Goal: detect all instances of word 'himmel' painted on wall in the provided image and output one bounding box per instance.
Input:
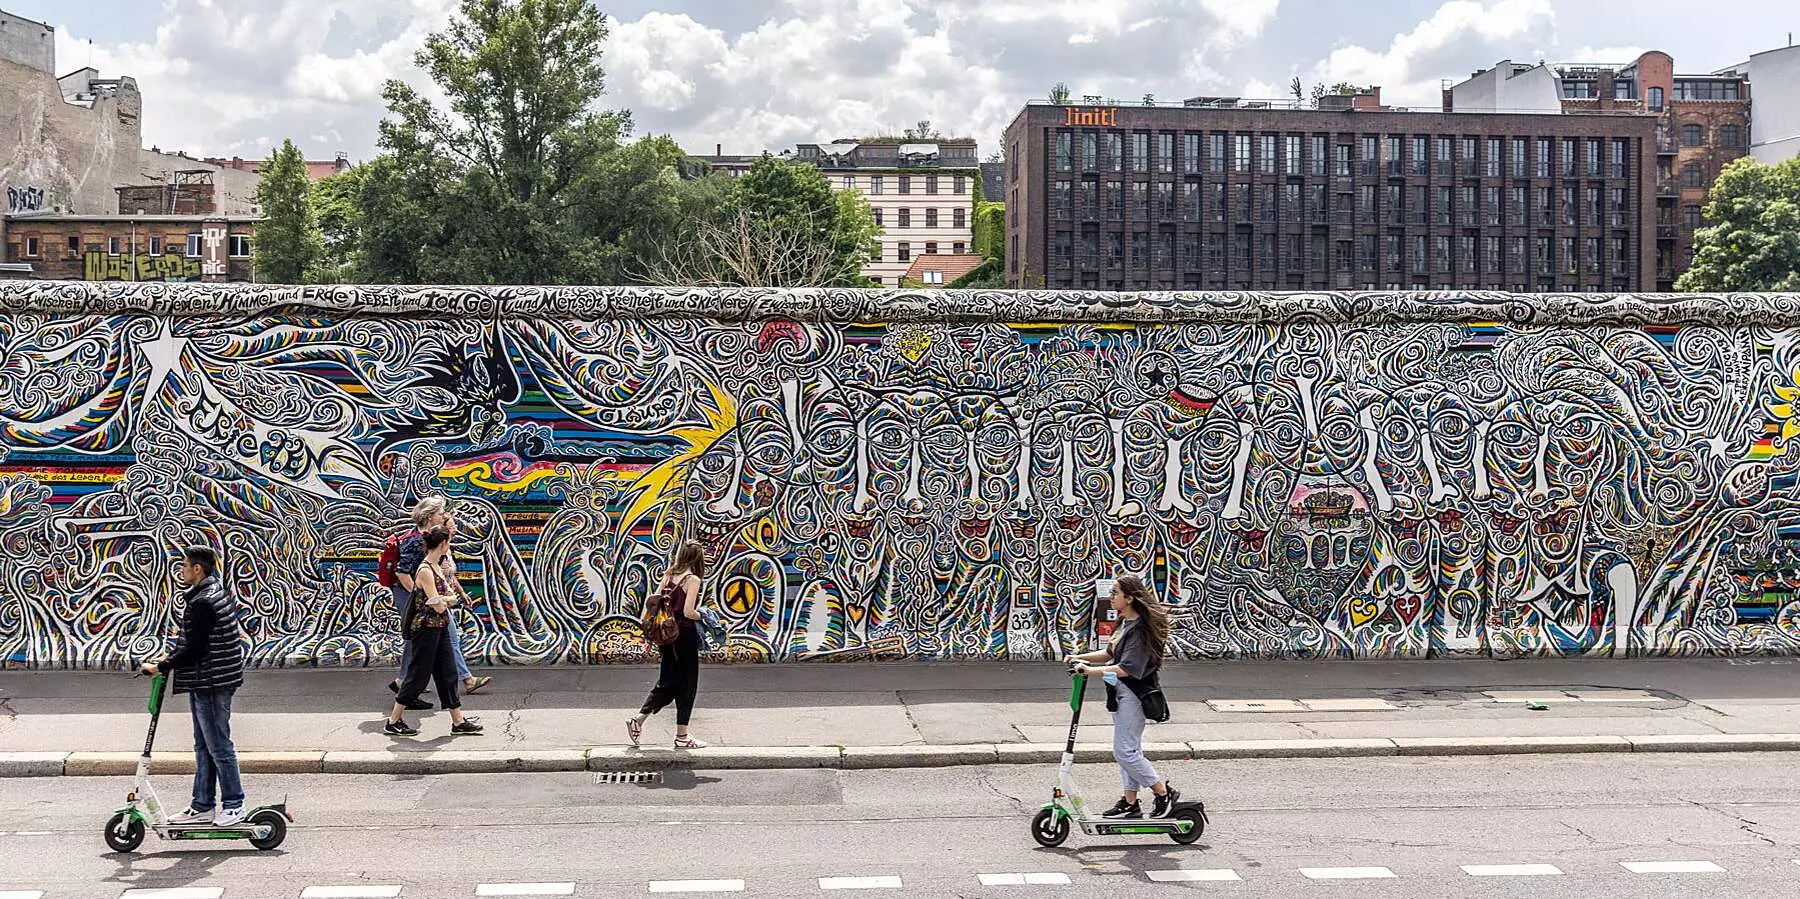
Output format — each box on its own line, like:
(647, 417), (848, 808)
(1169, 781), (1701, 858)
(4, 283), (1800, 668)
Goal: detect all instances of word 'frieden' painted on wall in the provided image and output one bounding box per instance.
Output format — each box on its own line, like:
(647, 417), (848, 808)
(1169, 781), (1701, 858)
(3, 283), (1800, 668)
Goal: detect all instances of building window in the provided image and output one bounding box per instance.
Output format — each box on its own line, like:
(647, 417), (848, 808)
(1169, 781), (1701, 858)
(897, 242), (911, 262)
(22, 236), (38, 258)
(1385, 136), (1402, 175)
(924, 175), (938, 195)
(1684, 205), (1702, 229)
(953, 241), (965, 254)
(898, 208), (911, 228)
(149, 236), (162, 255)
(1675, 79), (1742, 101)
(1107, 133), (1124, 172)
(842, 176), (856, 190)
(1183, 133), (1201, 174)
(1234, 134), (1251, 173)
(1157, 183), (1176, 220)
(1610, 188), (1627, 226)
(1612, 236), (1628, 269)
(108, 236), (123, 255)
(1587, 187), (1602, 225)
(1613, 80), (1636, 100)
(1562, 80), (1594, 99)
(1484, 236), (1501, 274)
(1311, 135), (1326, 175)
(953, 207), (966, 228)
(1210, 183), (1226, 222)
(1649, 86), (1664, 111)
(1336, 143), (1351, 176)
(229, 235), (250, 257)
(1719, 125), (1742, 148)
(1412, 136), (1428, 176)
(186, 234), (203, 257)
(1130, 133), (1149, 172)
(1511, 138), (1527, 177)
(1561, 138), (1576, 177)
(1434, 236), (1451, 273)
(1107, 233), (1124, 267)
(870, 175), (884, 195)
(922, 270), (943, 285)
(925, 241), (937, 255)
(1682, 162), (1704, 188)
(1209, 134), (1226, 172)
(1612, 140), (1629, 178)
(1106, 183), (1125, 220)
(1081, 134), (1098, 171)
(1285, 135), (1301, 175)
(1535, 138), (1550, 178)
(1561, 182), (1577, 225)
(1260, 134), (1276, 173)
(1585, 237), (1600, 274)
(953, 175), (966, 194)
(1682, 124), (1705, 147)
(67, 235), (80, 259)
(1130, 233), (1148, 266)
(899, 176), (912, 195)
(925, 208), (938, 228)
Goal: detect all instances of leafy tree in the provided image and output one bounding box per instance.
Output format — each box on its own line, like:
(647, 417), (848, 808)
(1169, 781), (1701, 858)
(1290, 76), (1303, 102)
(376, 0), (627, 283)
(1142, 93), (1156, 106)
(641, 156), (879, 287)
(309, 165), (366, 283)
(253, 139), (321, 284)
(1678, 156), (1800, 292)
(1049, 82), (1072, 104)
(903, 120), (939, 140)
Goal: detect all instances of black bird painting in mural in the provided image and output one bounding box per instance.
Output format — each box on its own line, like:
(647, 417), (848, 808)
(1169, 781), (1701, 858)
(371, 324), (522, 459)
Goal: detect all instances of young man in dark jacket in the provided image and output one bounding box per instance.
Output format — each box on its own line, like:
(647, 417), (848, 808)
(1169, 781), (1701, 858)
(139, 546), (248, 826)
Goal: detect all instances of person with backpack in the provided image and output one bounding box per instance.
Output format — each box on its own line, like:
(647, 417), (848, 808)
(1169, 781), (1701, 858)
(626, 543), (709, 749)
(386, 525), (483, 736)
(138, 546), (250, 826)
(379, 498), (490, 704)
(1065, 575), (1180, 820)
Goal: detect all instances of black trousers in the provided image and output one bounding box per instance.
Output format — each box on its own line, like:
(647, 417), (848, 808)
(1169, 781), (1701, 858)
(397, 626), (461, 711)
(640, 626), (700, 726)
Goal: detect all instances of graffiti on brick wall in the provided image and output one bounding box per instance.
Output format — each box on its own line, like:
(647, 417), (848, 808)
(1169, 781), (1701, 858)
(3, 284), (1800, 668)
(82, 251), (202, 282)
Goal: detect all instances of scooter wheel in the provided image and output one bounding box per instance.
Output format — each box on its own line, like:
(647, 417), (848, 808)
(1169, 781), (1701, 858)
(1031, 808), (1070, 848)
(1169, 806), (1205, 845)
(248, 809), (288, 851)
(104, 812), (144, 853)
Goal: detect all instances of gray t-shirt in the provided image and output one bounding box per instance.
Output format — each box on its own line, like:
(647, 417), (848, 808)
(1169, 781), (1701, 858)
(1109, 617), (1156, 680)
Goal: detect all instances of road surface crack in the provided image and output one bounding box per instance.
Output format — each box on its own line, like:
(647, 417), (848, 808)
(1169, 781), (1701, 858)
(1689, 800), (1779, 847)
(498, 690), (533, 746)
(976, 768), (1029, 815)
(894, 690), (925, 744)
(1556, 818), (1608, 847)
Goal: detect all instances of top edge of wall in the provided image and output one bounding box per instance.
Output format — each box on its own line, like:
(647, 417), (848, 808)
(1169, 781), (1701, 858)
(2, 284), (1795, 327)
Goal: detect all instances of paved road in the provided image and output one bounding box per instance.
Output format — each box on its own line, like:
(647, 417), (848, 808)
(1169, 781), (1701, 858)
(5, 753), (1800, 897)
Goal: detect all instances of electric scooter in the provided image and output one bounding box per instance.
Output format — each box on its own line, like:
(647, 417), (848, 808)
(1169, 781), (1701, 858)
(103, 672), (291, 853)
(1031, 668), (1208, 847)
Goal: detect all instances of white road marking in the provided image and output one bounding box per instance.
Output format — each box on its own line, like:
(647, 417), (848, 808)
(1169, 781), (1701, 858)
(120, 890), (225, 899)
(300, 888), (404, 899)
(1567, 690), (1661, 702)
(476, 885), (575, 897)
(1462, 864), (1564, 876)
(977, 873), (1072, 886)
(1296, 698), (1398, 711)
(1147, 869), (1242, 882)
(819, 876), (904, 889)
(1300, 867), (1398, 880)
(10, 832), (50, 837)
(1481, 691), (1578, 703)
(1620, 861), (1724, 874)
(647, 881), (745, 894)
(0, 891), (45, 899)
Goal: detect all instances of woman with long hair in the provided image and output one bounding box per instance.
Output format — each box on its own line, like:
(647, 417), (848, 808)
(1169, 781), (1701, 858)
(1065, 575), (1178, 819)
(385, 525), (482, 737)
(627, 542), (709, 749)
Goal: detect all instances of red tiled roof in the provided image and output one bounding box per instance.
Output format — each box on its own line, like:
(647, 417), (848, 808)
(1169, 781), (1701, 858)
(902, 253), (986, 285)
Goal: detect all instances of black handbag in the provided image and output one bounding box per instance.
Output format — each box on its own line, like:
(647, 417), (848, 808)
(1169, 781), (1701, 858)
(1135, 682), (1171, 723)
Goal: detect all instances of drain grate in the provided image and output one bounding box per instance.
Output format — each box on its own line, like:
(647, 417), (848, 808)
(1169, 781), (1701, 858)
(593, 770), (661, 785)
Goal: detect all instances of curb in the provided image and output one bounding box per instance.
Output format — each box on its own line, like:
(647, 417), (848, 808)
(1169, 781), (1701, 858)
(8, 733), (1800, 777)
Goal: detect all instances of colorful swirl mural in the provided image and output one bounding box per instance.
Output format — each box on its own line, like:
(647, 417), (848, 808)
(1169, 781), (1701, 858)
(3, 283), (1800, 667)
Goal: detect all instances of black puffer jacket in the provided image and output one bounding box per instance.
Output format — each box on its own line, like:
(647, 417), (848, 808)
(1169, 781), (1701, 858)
(159, 575), (246, 694)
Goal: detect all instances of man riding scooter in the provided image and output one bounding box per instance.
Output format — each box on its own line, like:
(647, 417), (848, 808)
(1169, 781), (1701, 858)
(139, 546), (250, 827)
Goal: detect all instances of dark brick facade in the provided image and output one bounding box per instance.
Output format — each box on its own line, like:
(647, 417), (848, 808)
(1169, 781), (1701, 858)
(1002, 103), (1657, 292)
(4, 216), (257, 282)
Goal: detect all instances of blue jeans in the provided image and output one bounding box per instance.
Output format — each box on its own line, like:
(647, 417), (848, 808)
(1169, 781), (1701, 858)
(1112, 686), (1162, 793)
(393, 585), (471, 681)
(189, 689), (244, 813)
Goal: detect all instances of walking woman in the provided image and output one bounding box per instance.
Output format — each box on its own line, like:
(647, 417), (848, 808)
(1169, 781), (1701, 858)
(627, 543), (708, 749)
(385, 525), (483, 737)
(1065, 575), (1179, 819)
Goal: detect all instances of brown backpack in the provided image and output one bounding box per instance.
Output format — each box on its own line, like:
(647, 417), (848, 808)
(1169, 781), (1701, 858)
(642, 580), (681, 647)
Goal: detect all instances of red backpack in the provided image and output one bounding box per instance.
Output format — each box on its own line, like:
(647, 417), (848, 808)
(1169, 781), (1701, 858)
(642, 580), (682, 646)
(375, 530), (416, 587)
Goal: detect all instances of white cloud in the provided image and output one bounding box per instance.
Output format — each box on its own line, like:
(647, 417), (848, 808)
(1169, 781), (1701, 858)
(1311, 0), (1556, 107)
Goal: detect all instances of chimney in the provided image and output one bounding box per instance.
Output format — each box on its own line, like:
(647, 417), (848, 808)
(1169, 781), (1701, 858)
(716, 144), (722, 156)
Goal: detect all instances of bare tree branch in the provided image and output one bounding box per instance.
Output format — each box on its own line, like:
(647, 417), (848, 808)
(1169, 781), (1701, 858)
(634, 206), (869, 288)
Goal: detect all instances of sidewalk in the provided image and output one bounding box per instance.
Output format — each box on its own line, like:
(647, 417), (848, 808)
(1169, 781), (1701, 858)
(5, 657), (1800, 776)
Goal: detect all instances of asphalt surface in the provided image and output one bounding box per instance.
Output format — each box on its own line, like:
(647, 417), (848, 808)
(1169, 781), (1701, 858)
(4, 753), (1800, 897)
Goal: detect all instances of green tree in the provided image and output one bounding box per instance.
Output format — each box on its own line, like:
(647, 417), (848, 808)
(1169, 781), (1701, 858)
(1678, 156), (1800, 291)
(376, 0), (626, 284)
(1049, 82), (1072, 104)
(309, 165), (366, 283)
(253, 139), (321, 284)
(903, 120), (939, 140)
(641, 156), (880, 287)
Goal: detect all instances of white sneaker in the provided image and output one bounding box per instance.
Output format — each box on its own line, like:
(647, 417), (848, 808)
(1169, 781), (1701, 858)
(213, 806), (248, 827)
(168, 807), (212, 825)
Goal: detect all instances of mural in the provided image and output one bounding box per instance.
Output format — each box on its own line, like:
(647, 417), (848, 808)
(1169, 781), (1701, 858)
(4, 283), (1800, 668)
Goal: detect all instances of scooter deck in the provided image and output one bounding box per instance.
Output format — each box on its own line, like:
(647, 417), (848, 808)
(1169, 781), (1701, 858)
(1076, 818), (1196, 836)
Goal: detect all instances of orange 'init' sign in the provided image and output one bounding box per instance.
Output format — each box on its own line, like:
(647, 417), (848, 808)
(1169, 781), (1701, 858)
(1063, 107), (1119, 127)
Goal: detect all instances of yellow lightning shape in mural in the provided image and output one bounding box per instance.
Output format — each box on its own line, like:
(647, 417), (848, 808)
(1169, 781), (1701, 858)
(609, 379), (738, 537)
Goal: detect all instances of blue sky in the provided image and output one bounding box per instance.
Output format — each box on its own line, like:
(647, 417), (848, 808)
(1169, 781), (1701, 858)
(11, 0), (1794, 164)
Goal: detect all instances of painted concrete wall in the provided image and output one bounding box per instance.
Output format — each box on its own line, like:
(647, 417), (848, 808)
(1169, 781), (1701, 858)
(1450, 61), (1562, 114)
(1741, 45), (1800, 165)
(3, 284), (1800, 668)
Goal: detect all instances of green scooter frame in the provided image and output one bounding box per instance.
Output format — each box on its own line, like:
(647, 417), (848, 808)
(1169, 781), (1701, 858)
(103, 672), (292, 853)
(1031, 669), (1207, 847)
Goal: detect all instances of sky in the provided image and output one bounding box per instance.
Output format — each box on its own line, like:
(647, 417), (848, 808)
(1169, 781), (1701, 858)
(11, 0), (1797, 164)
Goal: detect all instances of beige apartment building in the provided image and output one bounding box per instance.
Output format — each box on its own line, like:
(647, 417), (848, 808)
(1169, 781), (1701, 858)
(794, 138), (980, 286)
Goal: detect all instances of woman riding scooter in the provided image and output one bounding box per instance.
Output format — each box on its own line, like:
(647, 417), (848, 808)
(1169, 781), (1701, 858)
(1064, 575), (1179, 820)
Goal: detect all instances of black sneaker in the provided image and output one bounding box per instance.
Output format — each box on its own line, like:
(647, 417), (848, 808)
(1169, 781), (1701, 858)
(402, 699), (434, 711)
(450, 717), (484, 736)
(384, 718), (418, 736)
(1152, 786), (1181, 818)
(1101, 797), (1142, 819)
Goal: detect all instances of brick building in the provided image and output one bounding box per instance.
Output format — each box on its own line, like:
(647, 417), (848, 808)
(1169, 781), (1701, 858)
(1451, 52), (1751, 290)
(1001, 97), (1656, 292)
(204, 153), (353, 182)
(793, 138), (980, 286)
(3, 213), (257, 282)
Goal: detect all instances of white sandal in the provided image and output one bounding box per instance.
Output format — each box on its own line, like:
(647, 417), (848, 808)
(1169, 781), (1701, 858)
(673, 735), (708, 749)
(625, 717), (642, 747)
